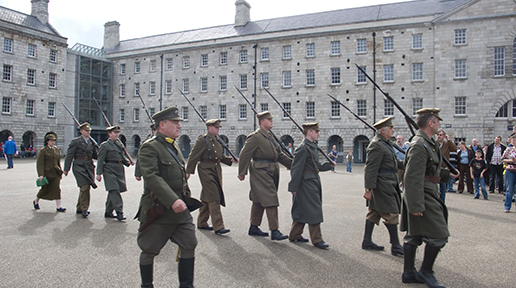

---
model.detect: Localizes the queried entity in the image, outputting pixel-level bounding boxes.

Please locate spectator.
[447,149,459,193]
[457,141,474,194]
[436,130,457,202]
[3,136,17,169]
[502,135,516,212]
[20,143,26,158]
[395,135,409,184]
[346,150,354,173]
[469,138,483,157]
[329,145,338,173]
[486,136,506,193]
[470,149,488,200]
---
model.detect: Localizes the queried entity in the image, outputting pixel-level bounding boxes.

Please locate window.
[135,61,141,73]
[26,100,35,116]
[239,104,247,119]
[149,81,156,95]
[357,66,366,83]
[260,103,268,112]
[283,46,292,59]
[494,47,505,76]
[455,97,466,115]
[412,34,423,49]
[49,49,57,62]
[306,70,315,86]
[357,100,367,116]
[261,48,269,60]
[134,108,140,122]
[49,73,57,88]
[120,84,126,97]
[183,56,190,68]
[219,105,227,120]
[331,101,340,117]
[47,102,56,117]
[27,69,36,85]
[495,103,508,118]
[3,64,12,81]
[201,54,208,67]
[306,102,315,118]
[3,38,12,52]
[412,63,423,81]
[261,73,269,88]
[150,60,156,72]
[331,41,341,55]
[134,82,140,95]
[412,98,423,116]
[119,109,125,122]
[182,79,189,93]
[282,102,291,118]
[454,29,466,45]
[28,44,36,57]
[240,74,248,89]
[240,50,248,63]
[384,36,394,51]
[384,100,394,116]
[306,43,315,57]
[220,75,227,91]
[200,77,208,92]
[149,108,155,116]
[357,39,367,53]
[455,60,467,78]
[165,80,172,94]
[120,63,126,74]
[166,58,173,70]
[182,106,189,120]
[283,71,292,87]
[220,52,227,65]
[2,97,11,114]
[331,68,341,84]
[384,65,394,82]
[200,105,207,119]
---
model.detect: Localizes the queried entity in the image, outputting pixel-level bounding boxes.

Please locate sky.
[0,0,406,48]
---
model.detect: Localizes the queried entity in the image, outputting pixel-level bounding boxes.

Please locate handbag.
[36,176,49,187]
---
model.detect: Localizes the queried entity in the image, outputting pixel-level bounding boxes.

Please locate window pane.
[282,102,291,118]
[357,100,367,116]
[331,41,340,55]
[331,68,341,84]
[283,46,292,59]
[306,43,315,57]
[331,101,340,117]
[357,39,367,53]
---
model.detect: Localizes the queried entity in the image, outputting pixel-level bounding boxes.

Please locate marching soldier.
[63,122,98,218]
[96,125,134,221]
[237,111,292,241]
[362,117,404,256]
[186,119,236,235]
[401,108,449,288]
[135,123,156,182]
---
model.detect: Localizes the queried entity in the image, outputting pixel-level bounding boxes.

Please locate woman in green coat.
[33,132,65,212]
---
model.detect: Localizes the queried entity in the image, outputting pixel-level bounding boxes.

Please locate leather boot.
[271,229,288,241]
[178,257,195,288]
[362,220,384,250]
[385,224,404,256]
[248,225,268,236]
[401,243,422,284]
[140,264,153,288]
[415,244,445,288]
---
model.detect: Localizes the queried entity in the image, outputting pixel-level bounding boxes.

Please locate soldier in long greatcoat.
[238,111,292,241]
[186,119,236,235]
[63,122,98,218]
[400,108,450,288]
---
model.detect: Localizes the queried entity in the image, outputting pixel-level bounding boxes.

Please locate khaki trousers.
[197,201,224,231]
[250,202,279,231]
[76,185,91,211]
[366,208,399,225]
[289,221,323,244]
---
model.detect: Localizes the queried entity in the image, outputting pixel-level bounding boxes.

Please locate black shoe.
[116,212,126,221]
[215,228,230,235]
[104,212,116,218]
[474,196,479,199]
[82,210,89,218]
[271,229,288,241]
[198,225,213,230]
[56,207,66,212]
[289,237,309,242]
[33,200,40,210]
[362,240,385,251]
[391,244,404,256]
[314,241,329,249]
[402,271,423,284]
[77,210,90,215]
[248,225,269,237]
[415,271,445,288]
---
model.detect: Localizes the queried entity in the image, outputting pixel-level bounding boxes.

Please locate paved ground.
[0,158,514,287]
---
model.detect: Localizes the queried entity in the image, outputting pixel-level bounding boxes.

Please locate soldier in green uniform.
[401,108,449,288]
[186,119,236,235]
[288,123,334,249]
[237,111,292,241]
[136,106,198,288]
[63,122,98,218]
[362,117,404,256]
[96,126,134,221]
[135,123,156,182]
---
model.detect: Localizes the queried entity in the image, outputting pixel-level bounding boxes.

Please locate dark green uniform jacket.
[96,139,129,192]
[186,133,232,206]
[364,133,403,213]
[238,127,292,207]
[64,136,97,187]
[400,130,450,239]
[288,138,332,224]
[36,145,63,200]
[137,132,192,225]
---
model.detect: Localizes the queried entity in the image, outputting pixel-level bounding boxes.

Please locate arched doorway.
[353,135,370,163]
[178,135,191,159]
[219,135,229,156]
[119,134,127,147]
[327,135,344,163]
[22,131,36,147]
[0,130,13,143]
[236,135,247,156]
[132,135,141,156]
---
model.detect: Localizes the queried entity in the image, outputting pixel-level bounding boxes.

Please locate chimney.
[31,0,49,24]
[103,21,120,50]
[234,0,251,27]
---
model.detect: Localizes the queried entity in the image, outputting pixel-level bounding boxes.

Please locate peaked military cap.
[106,125,121,133]
[152,106,183,122]
[45,131,57,141]
[79,122,91,131]
[206,119,222,127]
[416,108,443,121]
[302,122,320,133]
[373,117,394,130]
[257,111,273,120]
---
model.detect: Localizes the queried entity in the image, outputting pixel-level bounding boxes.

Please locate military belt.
[253,158,275,163]
[303,169,319,175]
[424,175,440,183]
[200,159,220,164]
[378,168,397,174]
[74,156,90,161]
[105,159,123,164]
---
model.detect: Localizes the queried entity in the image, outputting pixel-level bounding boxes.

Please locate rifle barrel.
[61,102,99,149]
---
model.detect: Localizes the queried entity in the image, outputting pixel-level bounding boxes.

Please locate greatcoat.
[96,139,129,192]
[64,136,97,188]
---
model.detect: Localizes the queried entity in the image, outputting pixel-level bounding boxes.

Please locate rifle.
[92,97,135,164]
[263,87,334,163]
[354,64,459,175]
[233,85,293,158]
[135,90,154,124]
[178,89,238,161]
[61,102,100,149]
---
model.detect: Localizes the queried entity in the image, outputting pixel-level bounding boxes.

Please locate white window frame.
[454,29,466,45]
[282,102,291,118]
[454,97,467,115]
[182,79,189,93]
[240,50,248,63]
[357,100,367,117]
[357,39,367,53]
[200,77,208,92]
[166,58,173,70]
[454,59,467,79]
[2,97,11,114]
[183,56,190,69]
[261,48,269,61]
[384,100,394,116]
[283,71,292,87]
[260,103,268,112]
[120,63,126,75]
[306,101,315,118]
[165,80,172,94]
[26,99,35,116]
[239,104,247,120]
[134,83,140,96]
[357,66,366,83]
[306,43,315,57]
[412,34,423,49]
[3,64,12,81]
[220,52,228,65]
[49,73,57,88]
[135,61,141,73]
[383,36,394,51]
[182,106,189,121]
[331,68,341,84]
[261,73,269,88]
[119,109,125,122]
[283,45,292,60]
[383,65,394,82]
[219,105,227,120]
[134,108,140,122]
[412,98,423,116]
[240,74,248,90]
[28,44,37,58]
[412,63,423,81]
[494,47,505,77]
[27,69,36,85]
[331,101,340,118]
[120,84,126,97]
[149,81,156,95]
[306,70,315,86]
[331,41,341,55]
[49,49,57,62]
[201,54,208,67]
[200,105,207,120]
[150,60,156,72]
[47,102,56,117]
[3,38,13,53]
[220,75,227,91]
